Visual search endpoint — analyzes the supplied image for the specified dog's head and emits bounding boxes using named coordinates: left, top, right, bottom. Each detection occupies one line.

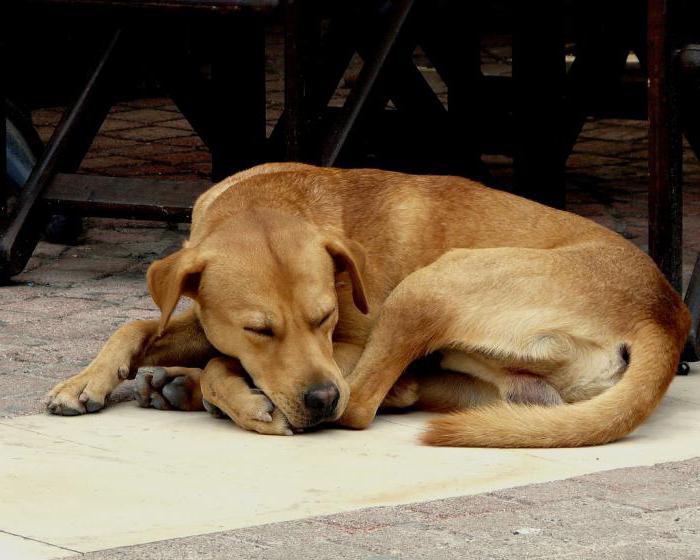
left=146, top=209, right=368, bottom=428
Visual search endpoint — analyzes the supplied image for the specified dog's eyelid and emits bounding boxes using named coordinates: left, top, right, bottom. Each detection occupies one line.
left=244, top=326, right=275, bottom=337
left=315, top=307, right=336, bottom=327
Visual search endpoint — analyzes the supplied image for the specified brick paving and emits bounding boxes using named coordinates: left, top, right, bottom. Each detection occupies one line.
left=76, top=459, right=700, bottom=559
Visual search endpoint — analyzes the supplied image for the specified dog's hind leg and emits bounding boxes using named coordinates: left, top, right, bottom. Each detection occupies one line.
left=439, top=351, right=563, bottom=407
left=413, top=369, right=501, bottom=412
left=337, top=267, right=457, bottom=429
left=337, top=247, right=588, bottom=430
left=47, top=308, right=214, bottom=416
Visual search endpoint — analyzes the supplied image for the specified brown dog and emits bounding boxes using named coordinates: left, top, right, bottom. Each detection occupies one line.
left=46, top=163, right=690, bottom=447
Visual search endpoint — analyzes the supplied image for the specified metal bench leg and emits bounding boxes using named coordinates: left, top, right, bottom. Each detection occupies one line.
left=0, top=29, right=124, bottom=282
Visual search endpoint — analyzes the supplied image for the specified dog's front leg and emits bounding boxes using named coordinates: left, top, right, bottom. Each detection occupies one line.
left=334, top=341, right=421, bottom=410
left=200, top=357, right=293, bottom=436
left=47, top=308, right=212, bottom=415
left=337, top=278, right=451, bottom=430
left=333, top=341, right=364, bottom=376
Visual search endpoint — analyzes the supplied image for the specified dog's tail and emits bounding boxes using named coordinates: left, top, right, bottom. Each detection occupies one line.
left=422, top=320, right=688, bottom=448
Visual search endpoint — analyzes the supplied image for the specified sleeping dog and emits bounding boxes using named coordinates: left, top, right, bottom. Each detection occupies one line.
left=46, top=163, right=690, bottom=447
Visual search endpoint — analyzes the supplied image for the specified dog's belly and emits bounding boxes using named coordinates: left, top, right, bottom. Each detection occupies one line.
left=439, top=344, right=627, bottom=405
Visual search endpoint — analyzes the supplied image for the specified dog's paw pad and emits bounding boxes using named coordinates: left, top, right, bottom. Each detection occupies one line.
left=135, top=370, right=199, bottom=411
left=84, top=399, right=105, bottom=413
left=162, top=378, right=192, bottom=409
left=135, top=371, right=154, bottom=408
left=48, top=402, right=83, bottom=416
left=151, top=367, right=169, bottom=389
left=150, top=392, right=171, bottom=410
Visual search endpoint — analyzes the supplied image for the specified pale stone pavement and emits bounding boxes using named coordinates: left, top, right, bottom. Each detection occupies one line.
left=76, top=459, right=700, bottom=560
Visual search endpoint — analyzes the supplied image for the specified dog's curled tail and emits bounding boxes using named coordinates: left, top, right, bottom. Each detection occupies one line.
left=422, top=320, right=688, bottom=448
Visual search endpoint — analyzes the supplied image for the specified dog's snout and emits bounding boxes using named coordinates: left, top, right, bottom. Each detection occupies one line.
left=304, top=382, right=340, bottom=416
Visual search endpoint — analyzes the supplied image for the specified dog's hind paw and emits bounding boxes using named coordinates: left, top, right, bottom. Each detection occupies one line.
left=135, top=368, right=204, bottom=412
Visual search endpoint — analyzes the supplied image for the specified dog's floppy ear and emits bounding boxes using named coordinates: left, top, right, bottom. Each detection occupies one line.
left=325, top=236, right=369, bottom=314
left=147, top=248, right=205, bottom=335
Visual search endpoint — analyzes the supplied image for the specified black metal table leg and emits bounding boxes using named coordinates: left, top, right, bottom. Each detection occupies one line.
left=512, top=1, right=566, bottom=209
left=562, top=3, right=634, bottom=158
left=284, top=0, right=306, bottom=161
left=648, top=0, right=683, bottom=293
left=320, top=0, right=415, bottom=167
left=420, top=0, right=488, bottom=179
left=0, top=28, right=124, bottom=282
left=210, top=18, right=267, bottom=179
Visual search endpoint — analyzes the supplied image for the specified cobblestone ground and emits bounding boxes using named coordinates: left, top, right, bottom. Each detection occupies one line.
left=1, top=39, right=699, bottom=559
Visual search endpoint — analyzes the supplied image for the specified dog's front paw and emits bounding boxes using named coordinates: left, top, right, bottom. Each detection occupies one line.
left=135, top=368, right=203, bottom=411
left=46, top=363, right=128, bottom=416
left=203, top=387, right=294, bottom=436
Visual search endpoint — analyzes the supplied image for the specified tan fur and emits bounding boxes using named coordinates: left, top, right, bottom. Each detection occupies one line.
left=47, top=164, right=690, bottom=447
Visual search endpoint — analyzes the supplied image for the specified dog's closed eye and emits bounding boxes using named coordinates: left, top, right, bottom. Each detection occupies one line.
left=316, top=308, right=336, bottom=328
left=244, top=326, right=275, bottom=337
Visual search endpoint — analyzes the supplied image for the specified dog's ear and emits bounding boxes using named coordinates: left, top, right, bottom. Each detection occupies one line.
left=147, top=248, right=205, bottom=335
left=325, top=236, right=369, bottom=314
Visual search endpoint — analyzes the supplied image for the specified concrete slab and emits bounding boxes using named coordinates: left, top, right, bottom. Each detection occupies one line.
left=0, top=368, right=698, bottom=557
left=0, top=532, right=77, bottom=560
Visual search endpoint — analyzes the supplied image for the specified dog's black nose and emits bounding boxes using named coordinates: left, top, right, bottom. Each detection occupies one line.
left=304, top=382, right=340, bottom=416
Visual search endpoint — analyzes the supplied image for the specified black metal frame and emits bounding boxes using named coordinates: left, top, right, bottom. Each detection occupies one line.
left=0, top=1, right=288, bottom=282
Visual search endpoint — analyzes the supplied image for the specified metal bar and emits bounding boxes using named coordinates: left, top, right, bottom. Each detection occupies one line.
left=320, top=0, right=415, bottom=167
left=42, top=173, right=209, bottom=221
left=0, top=28, right=123, bottom=281
left=648, top=0, right=683, bottom=291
